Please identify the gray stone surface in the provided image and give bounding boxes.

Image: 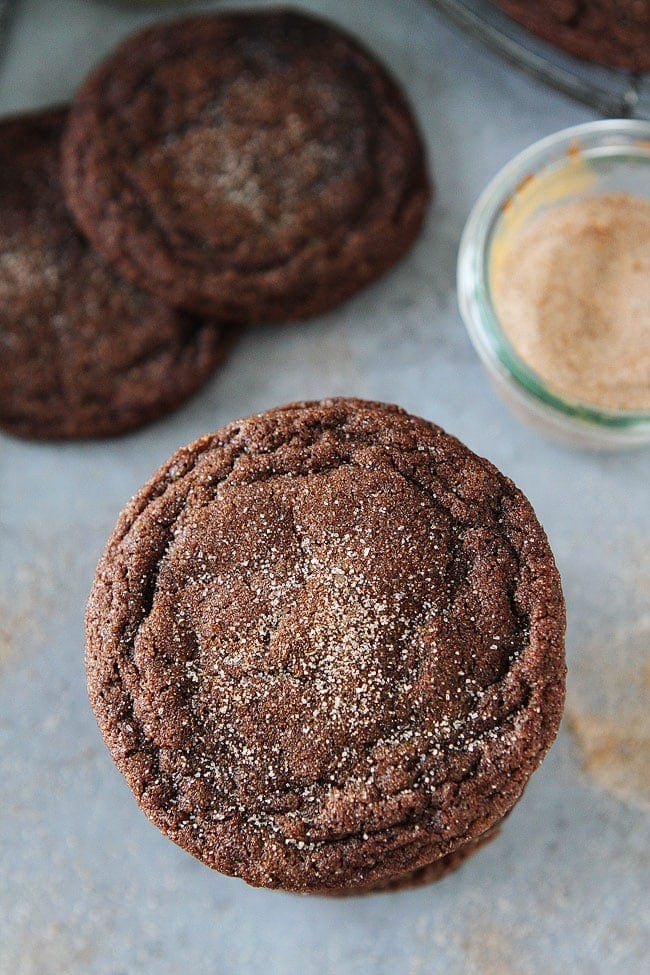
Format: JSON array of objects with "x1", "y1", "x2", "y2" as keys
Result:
[{"x1": 0, "y1": 2, "x2": 648, "y2": 973}]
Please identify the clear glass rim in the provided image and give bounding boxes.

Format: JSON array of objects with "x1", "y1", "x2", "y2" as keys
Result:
[{"x1": 458, "y1": 119, "x2": 650, "y2": 431}]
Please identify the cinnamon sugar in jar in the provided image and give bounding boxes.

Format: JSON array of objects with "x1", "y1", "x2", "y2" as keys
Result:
[
  {"x1": 459, "y1": 120, "x2": 650, "y2": 449},
  {"x1": 492, "y1": 192, "x2": 650, "y2": 413}
]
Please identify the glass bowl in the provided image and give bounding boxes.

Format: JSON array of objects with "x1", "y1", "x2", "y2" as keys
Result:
[{"x1": 457, "y1": 119, "x2": 650, "y2": 450}]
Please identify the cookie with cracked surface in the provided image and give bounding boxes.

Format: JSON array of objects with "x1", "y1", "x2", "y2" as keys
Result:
[
  {"x1": 0, "y1": 108, "x2": 234, "y2": 440},
  {"x1": 85, "y1": 398, "x2": 566, "y2": 893},
  {"x1": 493, "y1": 1, "x2": 650, "y2": 72},
  {"x1": 62, "y1": 10, "x2": 430, "y2": 323},
  {"x1": 332, "y1": 821, "x2": 502, "y2": 895}
]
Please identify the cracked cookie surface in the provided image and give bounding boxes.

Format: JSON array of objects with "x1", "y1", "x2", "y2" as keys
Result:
[
  {"x1": 86, "y1": 398, "x2": 565, "y2": 892},
  {"x1": 0, "y1": 109, "x2": 233, "y2": 440},
  {"x1": 62, "y1": 10, "x2": 430, "y2": 322}
]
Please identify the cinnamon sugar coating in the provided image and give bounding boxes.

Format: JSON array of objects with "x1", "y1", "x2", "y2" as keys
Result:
[
  {"x1": 0, "y1": 109, "x2": 232, "y2": 440},
  {"x1": 86, "y1": 399, "x2": 565, "y2": 892},
  {"x1": 62, "y1": 10, "x2": 430, "y2": 322}
]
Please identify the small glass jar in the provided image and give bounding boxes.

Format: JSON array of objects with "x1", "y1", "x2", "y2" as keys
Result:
[{"x1": 457, "y1": 120, "x2": 650, "y2": 450}]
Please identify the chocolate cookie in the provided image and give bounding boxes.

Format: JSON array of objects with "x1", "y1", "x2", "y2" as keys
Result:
[
  {"x1": 334, "y1": 822, "x2": 502, "y2": 895},
  {"x1": 0, "y1": 109, "x2": 234, "y2": 441},
  {"x1": 62, "y1": 10, "x2": 430, "y2": 323},
  {"x1": 493, "y1": 0, "x2": 650, "y2": 72},
  {"x1": 86, "y1": 398, "x2": 566, "y2": 893}
]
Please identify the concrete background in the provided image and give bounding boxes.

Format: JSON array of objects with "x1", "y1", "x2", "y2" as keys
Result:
[{"x1": 0, "y1": 2, "x2": 648, "y2": 973}]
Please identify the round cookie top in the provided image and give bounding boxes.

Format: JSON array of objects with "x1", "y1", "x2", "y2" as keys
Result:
[
  {"x1": 0, "y1": 109, "x2": 232, "y2": 440},
  {"x1": 62, "y1": 10, "x2": 430, "y2": 322},
  {"x1": 86, "y1": 399, "x2": 566, "y2": 891}
]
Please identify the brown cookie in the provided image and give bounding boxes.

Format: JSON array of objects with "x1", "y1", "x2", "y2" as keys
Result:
[
  {"x1": 62, "y1": 10, "x2": 431, "y2": 323},
  {"x1": 85, "y1": 398, "x2": 566, "y2": 893},
  {"x1": 331, "y1": 821, "x2": 502, "y2": 896},
  {"x1": 493, "y1": 0, "x2": 650, "y2": 72},
  {"x1": 0, "y1": 108, "x2": 234, "y2": 441}
]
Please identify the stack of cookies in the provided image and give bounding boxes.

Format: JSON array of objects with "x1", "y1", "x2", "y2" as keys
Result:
[
  {"x1": 86, "y1": 397, "x2": 566, "y2": 894},
  {"x1": 0, "y1": 9, "x2": 430, "y2": 440}
]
